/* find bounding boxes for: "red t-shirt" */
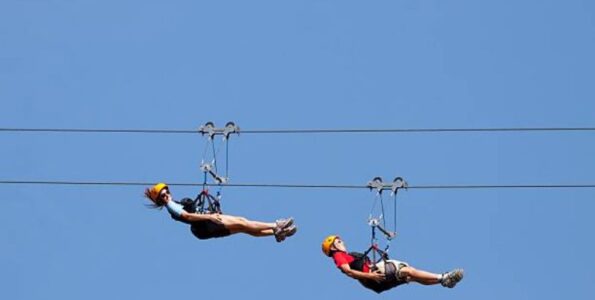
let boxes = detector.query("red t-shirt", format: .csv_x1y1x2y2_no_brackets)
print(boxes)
332,251,370,273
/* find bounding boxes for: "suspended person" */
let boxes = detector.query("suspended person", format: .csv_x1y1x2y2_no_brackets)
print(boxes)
321,235,463,293
145,183,297,242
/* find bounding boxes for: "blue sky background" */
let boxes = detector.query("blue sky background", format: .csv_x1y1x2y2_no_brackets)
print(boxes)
1,1,595,299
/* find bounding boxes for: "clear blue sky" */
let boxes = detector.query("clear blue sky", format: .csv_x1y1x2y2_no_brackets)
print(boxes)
1,1,594,299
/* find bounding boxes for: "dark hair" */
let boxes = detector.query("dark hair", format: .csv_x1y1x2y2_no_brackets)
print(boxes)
144,188,165,209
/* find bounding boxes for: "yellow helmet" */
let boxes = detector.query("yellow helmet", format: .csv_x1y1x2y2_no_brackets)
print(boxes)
147,183,168,201
321,235,339,257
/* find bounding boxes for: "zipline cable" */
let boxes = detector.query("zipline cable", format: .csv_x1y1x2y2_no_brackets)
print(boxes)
0,128,196,134
2,127,595,135
241,127,595,134
1,180,595,189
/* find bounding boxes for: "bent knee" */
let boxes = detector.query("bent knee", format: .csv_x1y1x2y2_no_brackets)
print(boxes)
397,266,415,282
399,266,415,275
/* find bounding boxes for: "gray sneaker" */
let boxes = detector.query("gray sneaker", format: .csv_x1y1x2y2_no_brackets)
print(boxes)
441,269,464,288
274,224,298,242
274,232,285,242
283,225,297,238
274,218,293,242
275,218,294,230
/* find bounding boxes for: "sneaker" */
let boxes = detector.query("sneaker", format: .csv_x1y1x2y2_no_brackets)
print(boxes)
274,225,297,242
274,232,286,242
283,225,297,238
441,269,464,288
275,218,294,230
273,218,294,242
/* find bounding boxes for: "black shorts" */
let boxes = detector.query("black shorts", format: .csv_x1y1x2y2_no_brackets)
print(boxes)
190,220,231,240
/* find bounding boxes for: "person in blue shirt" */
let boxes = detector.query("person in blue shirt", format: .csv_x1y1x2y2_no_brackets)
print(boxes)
145,183,297,242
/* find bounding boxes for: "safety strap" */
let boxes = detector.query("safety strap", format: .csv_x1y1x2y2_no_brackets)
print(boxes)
195,122,240,214
198,121,239,186
366,176,408,262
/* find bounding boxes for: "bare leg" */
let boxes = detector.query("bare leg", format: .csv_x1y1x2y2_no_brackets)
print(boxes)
400,266,442,285
217,214,276,237
248,229,275,236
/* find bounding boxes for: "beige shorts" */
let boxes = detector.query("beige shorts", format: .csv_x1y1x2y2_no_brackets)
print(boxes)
375,259,410,282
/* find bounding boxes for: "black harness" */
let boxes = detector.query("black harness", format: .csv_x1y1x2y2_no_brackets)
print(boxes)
169,189,222,222
347,251,402,294
169,195,230,239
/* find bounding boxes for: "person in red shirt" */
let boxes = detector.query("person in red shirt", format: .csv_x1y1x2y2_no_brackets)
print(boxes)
322,235,463,293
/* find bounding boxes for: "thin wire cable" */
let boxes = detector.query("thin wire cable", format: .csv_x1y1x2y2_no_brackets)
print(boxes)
393,193,397,235
0,128,197,134
212,140,218,174
2,127,595,135
1,180,595,189
242,127,595,134
225,140,230,179
201,139,211,163
369,192,380,219
380,193,387,229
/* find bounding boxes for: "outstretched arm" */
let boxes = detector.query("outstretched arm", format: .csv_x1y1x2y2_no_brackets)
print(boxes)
165,200,223,224
338,264,384,283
